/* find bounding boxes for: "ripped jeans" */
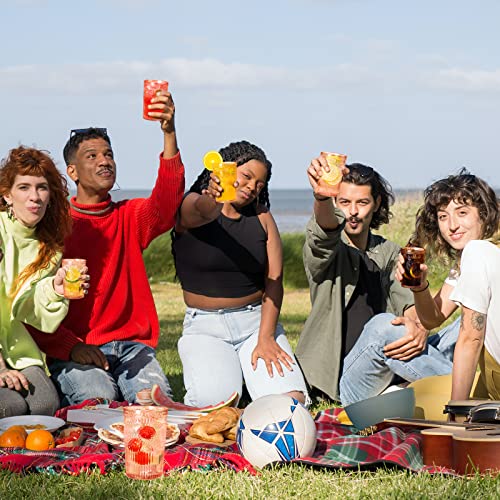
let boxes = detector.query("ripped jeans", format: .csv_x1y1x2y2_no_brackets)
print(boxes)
49,341,172,406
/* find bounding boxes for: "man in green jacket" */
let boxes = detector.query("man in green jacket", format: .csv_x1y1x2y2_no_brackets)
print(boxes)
295,156,458,404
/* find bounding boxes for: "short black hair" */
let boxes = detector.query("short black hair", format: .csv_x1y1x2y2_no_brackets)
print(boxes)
63,128,112,165
342,163,394,229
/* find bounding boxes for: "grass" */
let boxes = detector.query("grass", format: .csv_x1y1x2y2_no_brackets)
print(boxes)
2,199,492,497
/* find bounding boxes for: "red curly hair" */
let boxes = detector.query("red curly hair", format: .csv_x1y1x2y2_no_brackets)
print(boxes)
0,146,72,295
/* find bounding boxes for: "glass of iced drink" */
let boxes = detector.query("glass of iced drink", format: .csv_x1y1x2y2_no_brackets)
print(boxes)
213,161,237,202
62,258,86,300
319,151,347,196
123,406,168,480
400,246,426,288
143,80,169,120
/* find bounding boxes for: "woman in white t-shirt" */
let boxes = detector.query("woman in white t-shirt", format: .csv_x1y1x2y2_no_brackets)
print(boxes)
393,170,499,398
398,171,498,334
450,239,500,400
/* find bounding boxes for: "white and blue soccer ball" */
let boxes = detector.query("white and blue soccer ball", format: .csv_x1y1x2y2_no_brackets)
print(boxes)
237,394,317,468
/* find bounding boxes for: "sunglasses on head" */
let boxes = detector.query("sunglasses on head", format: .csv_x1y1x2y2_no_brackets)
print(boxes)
348,164,374,178
70,127,108,139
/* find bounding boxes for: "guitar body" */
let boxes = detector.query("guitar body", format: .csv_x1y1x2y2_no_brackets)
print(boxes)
452,429,500,475
384,418,500,474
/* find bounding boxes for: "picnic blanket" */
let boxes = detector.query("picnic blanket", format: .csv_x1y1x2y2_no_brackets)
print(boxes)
0,402,452,476
293,408,452,474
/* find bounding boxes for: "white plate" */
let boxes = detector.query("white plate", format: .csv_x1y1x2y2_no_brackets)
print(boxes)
94,416,180,448
0,415,65,433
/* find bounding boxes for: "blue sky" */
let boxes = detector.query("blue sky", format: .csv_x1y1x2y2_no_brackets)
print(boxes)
1,0,500,190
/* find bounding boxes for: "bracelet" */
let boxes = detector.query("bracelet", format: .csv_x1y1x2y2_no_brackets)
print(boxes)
411,280,429,293
314,194,330,202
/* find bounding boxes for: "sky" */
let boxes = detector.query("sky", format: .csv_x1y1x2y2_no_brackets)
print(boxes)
1,0,500,191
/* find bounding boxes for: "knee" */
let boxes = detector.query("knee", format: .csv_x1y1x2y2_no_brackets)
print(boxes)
358,313,403,346
0,391,27,417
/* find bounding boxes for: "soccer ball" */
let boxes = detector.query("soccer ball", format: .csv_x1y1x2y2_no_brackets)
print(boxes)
237,394,317,468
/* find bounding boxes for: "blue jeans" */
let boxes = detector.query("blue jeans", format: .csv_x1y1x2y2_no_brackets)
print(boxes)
178,303,309,407
339,313,460,406
49,341,172,406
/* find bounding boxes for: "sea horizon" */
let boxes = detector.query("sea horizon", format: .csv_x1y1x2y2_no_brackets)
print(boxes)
72,187,498,233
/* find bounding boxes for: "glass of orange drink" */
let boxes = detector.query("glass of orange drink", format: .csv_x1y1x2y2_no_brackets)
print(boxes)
203,151,237,203
62,259,86,300
319,151,347,196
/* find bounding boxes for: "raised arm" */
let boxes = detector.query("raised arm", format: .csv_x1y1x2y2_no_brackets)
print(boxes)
134,90,185,247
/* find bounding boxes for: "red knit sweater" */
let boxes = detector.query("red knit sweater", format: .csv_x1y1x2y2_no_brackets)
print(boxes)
30,152,184,360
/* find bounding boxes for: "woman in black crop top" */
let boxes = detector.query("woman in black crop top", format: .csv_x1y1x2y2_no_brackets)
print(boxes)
173,141,308,407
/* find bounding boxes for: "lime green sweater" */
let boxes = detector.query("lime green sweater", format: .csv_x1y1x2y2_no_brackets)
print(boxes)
0,211,68,370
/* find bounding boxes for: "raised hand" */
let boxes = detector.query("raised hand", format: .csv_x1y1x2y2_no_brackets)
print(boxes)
307,155,349,199
147,90,175,134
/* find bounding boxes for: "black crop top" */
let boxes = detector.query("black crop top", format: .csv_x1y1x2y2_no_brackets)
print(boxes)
173,212,268,298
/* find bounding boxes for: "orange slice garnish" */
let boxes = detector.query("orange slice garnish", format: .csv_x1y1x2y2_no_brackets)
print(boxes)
203,151,223,171
321,153,345,186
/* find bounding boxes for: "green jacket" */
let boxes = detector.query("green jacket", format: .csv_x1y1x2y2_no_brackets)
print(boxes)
295,209,414,400
0,212,68,370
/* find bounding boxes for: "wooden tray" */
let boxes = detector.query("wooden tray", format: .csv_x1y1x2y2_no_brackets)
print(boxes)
185,435,235,448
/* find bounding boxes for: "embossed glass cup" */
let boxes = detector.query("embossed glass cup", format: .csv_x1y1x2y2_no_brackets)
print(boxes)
123,406,168,479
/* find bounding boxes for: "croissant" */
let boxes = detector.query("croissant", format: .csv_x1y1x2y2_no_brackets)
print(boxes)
189,407,242,442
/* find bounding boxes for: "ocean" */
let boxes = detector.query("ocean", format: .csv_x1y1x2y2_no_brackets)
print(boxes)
105,188,422,233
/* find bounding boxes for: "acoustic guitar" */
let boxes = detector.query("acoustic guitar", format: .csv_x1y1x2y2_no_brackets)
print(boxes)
384,418,500,475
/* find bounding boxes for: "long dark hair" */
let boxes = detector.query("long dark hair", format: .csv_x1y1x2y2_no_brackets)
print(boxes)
412,168,499,260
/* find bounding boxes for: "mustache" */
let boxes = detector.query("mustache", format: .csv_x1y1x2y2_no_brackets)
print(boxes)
347,217,361,223
97,167,114,175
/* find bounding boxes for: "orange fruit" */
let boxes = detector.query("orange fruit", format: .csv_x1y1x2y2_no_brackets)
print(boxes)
6,425,28,440
203,151,223,171
25,429,55,451
0,429,26,448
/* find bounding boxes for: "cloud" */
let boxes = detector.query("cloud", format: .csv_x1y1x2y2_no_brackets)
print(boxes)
425,67,500,93
0,58,381,95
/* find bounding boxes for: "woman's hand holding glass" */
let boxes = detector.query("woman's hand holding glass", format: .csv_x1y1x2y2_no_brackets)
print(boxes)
53,265,90,298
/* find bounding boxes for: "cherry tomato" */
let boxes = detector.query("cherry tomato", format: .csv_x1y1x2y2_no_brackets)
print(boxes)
138,426,156,440
127,438,142,452
134,451,150,465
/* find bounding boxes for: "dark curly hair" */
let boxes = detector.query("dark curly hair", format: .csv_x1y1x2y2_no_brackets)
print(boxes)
189,140,272,211
342,163,394,230
412,168,499,260
0,146,72,296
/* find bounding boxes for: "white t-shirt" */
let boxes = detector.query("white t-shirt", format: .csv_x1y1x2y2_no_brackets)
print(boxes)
450,240,500,364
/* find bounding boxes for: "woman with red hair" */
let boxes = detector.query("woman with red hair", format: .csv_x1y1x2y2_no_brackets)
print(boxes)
0,146,82,417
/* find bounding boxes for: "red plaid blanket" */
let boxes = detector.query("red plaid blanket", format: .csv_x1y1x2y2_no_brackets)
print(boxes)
0,402,453,476
293,408,453,474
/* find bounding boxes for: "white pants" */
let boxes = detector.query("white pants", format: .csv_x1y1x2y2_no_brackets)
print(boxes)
178,303,309,407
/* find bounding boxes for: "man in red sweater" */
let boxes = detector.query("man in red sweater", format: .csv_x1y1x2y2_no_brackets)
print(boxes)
29,90,184,405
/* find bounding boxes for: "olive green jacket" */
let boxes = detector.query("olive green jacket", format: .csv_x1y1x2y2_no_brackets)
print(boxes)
295,209,414,400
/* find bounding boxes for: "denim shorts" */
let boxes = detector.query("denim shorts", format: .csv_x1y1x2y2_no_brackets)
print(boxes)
178,303,308,407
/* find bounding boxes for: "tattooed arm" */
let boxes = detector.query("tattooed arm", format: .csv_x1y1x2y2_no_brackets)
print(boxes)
451,306,487,400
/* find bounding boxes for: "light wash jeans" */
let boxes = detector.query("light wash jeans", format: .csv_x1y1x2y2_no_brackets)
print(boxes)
339,313,460,406
178,303,309,407
49,341,172,406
